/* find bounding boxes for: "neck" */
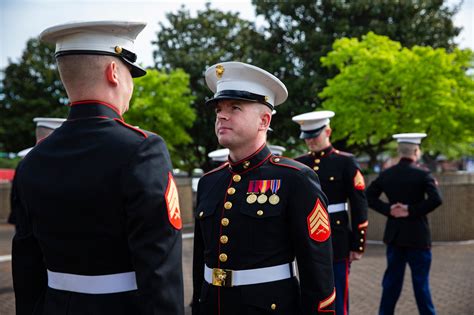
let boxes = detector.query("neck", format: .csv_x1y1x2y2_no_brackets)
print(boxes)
229,139,266,162
400,155,417,162
68,91,125,115
313,142,332,153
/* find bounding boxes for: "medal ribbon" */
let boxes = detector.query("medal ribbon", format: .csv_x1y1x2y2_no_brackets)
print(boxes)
270,179,281,194
260,180,269,194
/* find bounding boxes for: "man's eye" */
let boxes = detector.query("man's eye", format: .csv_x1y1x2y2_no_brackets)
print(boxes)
232,106,241,111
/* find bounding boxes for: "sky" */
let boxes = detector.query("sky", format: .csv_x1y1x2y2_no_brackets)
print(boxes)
0,0,473,71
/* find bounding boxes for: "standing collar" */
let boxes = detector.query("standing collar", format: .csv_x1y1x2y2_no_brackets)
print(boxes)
68,101,123,120
399,157,416,164
310,145,334,158
228,144,272,174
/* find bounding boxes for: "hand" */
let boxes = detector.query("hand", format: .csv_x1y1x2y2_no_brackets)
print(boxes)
350,251,363,262
390,203,409,218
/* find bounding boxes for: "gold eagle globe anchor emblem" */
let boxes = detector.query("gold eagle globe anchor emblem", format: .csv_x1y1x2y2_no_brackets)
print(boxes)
216,64,225,78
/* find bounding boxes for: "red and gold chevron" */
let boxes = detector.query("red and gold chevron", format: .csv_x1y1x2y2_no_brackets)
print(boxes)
318,288,336,313
165,172,182,230
307,199,331,242
353,169,366,190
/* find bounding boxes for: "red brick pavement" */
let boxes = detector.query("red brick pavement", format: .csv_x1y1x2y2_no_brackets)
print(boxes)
1,224,473,315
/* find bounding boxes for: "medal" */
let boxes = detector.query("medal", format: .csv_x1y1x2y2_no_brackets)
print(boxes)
269,179,281,206
257,194,268,204
269,194,280,205
246,194,257,204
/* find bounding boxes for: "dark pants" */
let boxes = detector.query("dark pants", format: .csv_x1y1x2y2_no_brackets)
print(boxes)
334,259,350,315
379,245,435,315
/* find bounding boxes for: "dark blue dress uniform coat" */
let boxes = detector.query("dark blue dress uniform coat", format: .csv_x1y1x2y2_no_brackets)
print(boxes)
366,157,442,247
295,146,369,261
192,145,336,315
11,101,184,315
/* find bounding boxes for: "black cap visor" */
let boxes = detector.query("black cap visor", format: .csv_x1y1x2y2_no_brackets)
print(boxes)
55,49,146,78
206,90,274,110
300,125,326,139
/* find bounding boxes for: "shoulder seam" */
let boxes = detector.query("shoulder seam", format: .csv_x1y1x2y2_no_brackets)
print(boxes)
114,118,148,138
269,156,303,171
203,162,229,176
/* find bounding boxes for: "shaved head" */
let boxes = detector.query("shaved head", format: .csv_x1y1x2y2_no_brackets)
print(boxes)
398,143,419,157
57,55,114,93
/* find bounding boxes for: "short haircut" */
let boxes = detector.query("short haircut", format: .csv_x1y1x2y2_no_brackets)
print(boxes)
57,54,116,92
398,142,418,157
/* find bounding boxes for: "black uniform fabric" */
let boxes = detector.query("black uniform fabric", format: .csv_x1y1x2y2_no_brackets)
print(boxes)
295,146,369,261
192,145,335,315
366,157,442,248
11,101,184,315
8,163,21,225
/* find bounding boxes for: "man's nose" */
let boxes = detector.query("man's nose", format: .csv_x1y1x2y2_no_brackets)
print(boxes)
217,111,229,120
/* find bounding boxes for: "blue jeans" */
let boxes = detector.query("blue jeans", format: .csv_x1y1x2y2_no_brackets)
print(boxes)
379,245,435,315
334,259,350,315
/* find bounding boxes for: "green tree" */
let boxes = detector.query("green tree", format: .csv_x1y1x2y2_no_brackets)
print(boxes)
0,39,68,152
318,32,474,166
126,69,196,171
251,0,462,149
153,3,264,171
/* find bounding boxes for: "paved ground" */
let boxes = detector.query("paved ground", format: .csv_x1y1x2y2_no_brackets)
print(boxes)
1,223,473,315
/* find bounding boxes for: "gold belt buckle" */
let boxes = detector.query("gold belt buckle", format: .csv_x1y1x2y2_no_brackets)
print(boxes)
212,268,233,287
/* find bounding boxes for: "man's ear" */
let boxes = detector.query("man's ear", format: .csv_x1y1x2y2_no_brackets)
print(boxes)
105,61,119,86
259,110,272,130
326,127,332,137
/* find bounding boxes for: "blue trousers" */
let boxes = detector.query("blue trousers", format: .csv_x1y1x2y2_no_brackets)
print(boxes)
334,259,350,315
379,245,436,315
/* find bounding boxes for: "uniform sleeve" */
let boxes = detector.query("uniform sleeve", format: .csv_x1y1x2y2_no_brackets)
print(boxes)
11,164,48,315
122,135,184,315
408,172,442,217
366,174,391,217
191,183,205,315
344,157,369,253
289,168,335,315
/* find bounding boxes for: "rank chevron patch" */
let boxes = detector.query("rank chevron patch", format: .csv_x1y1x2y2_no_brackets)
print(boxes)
307,199,331,242
353,169,366,190
165,172,182,230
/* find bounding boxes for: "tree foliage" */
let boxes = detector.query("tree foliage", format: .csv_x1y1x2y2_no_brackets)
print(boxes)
251,0,462,152
153,3,265,171
126,69,196,170
0,39,68,152
319,32,474,165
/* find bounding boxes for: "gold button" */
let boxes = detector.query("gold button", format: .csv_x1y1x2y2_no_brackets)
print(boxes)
243,161,250,169
219,253,228,262
224,201,232,209
199,211,204,217
361,230,365,235
220,235,228,244
329,176,334,181
257,210,264,216
314,159,320,163
227,187,236,195
114,46,122,54
232,174,241,182
274,157,280,162
313,166,319,171
359,246,363,251
221,218,229,226
271,303,277,310
360,238,364,242
336,220,341,225
321,151,325,156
